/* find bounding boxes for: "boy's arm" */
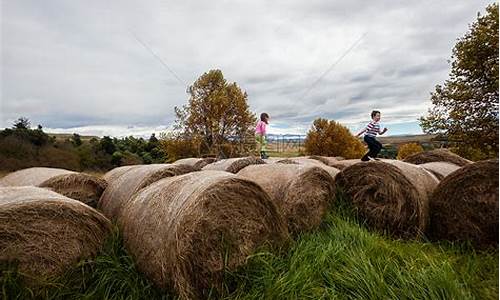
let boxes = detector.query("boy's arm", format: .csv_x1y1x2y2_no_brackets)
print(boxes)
355,128,366,137
380,127,388,135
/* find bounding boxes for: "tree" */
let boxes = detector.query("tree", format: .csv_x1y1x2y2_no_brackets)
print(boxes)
71,133,82,147
397,143,424,160
420,3,499,160
174,69,256,156
13,117,31,130
304,118,365,159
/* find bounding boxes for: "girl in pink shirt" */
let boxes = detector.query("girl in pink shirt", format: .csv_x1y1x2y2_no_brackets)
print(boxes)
255,113,269,159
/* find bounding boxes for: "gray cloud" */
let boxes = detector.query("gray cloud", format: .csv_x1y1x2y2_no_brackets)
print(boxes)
0,0,492,136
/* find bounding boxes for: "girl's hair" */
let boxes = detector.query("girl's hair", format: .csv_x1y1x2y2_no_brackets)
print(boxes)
260,113,269,124
371,110,381,118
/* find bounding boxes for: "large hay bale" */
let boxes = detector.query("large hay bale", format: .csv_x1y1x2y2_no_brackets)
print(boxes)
419,162,461,180
202,156,265,173
308,155,339,166
276,157,340,179
329,159,362,170
173,157,217,170
335,160,439,238
0,186,111,282
0,167,107,207
428,159,498,248
103,165,141,184
120,171,289,299
403,149,472,166
238,164,335,234
98,164,196,219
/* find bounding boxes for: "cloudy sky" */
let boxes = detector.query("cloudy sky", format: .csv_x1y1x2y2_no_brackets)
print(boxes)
1,0,492,137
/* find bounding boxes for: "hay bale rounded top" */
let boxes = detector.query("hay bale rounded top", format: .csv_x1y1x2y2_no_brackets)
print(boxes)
238,164,335,234
428,159,499,248
275,157,339,179
0,167,75,187
0,186,111,282
120,170,289,299
329,159,362,170
98,164,197,219
201,156,265,173
419,161,461,181
335,160,439,239
403,149,472,166
173,157,217,170
0,167,107,207
103,165,141,184
308,155,339,166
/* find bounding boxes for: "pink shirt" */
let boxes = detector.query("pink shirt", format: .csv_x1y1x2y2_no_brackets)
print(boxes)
255,120,267,135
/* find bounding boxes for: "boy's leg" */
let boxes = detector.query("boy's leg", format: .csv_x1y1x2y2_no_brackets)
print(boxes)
372,139,383,158
362,136,376,161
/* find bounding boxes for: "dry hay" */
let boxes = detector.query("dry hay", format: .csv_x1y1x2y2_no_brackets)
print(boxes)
238,164,335,234
98,164,196,219
0,186,111,283
403,149,472,166
0,167,75,186
329,159,362,170
263,157,286,164
335,160,439,239
201,156,265,173
0,167,107,207
103,165,141,184
119,170,289,299
428,159,498,248
419,162,461,181
173,157,217,170
276,157,339,179
308,155,340,166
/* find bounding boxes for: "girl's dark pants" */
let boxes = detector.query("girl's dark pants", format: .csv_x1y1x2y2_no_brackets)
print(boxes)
362,135,382,161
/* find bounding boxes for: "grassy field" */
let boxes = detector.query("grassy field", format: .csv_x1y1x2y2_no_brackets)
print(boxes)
2,194,498,300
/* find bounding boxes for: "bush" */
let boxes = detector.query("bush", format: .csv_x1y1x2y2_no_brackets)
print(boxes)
159,133,203,162
397,143,424,160
305,118,365,159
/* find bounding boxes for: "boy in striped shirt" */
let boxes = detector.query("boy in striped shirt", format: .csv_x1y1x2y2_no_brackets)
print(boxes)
356,110,388,161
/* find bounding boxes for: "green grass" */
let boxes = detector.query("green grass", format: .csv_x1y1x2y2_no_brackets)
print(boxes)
2,199,498,300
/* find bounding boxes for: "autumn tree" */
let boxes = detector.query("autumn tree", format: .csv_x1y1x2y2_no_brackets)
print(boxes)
173,69,256,157
420,3,499,160
397,143,424,160
304,118,365,159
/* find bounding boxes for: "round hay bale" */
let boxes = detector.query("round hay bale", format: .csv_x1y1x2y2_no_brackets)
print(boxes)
429,159,498,248
276,157,339,179
98,164,197,219
0,167,75,186
238,164,335,234
419,162,461,181
335,160,439,239
120,170,289,299
0,186,111,282
403,149,472,166
173,157,217,170
308,155,339,166
103,165,141,184
263,157,286,164
0,167,107,207
202,156,265,173
329,159,362,170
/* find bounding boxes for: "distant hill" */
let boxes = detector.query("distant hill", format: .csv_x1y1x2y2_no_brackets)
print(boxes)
48,133,99,141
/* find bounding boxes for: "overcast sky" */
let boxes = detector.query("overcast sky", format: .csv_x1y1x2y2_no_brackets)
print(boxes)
0,0,493,137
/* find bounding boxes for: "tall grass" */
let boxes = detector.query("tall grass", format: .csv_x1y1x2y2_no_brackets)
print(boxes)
2,196,498,299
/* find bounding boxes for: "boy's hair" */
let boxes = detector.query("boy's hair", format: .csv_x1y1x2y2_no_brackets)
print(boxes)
371,110,381,119
260,113,269,123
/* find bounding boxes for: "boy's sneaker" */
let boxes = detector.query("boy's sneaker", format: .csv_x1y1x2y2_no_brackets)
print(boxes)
368,157,380,161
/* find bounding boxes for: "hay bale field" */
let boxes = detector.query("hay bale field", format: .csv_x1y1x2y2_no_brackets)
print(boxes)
238,164,335,234
98,164,196,219
202,156,265,173
103,165,140,184
335,160,439,239
0,186,111,283
308,155,340,166
428,159,499,248
119,170,289,299
403,149,472,166
173,157,217,170
419,162,461,180
0,167,107,207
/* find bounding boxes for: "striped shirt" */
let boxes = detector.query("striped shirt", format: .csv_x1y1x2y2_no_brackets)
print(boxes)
365,121,382,137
